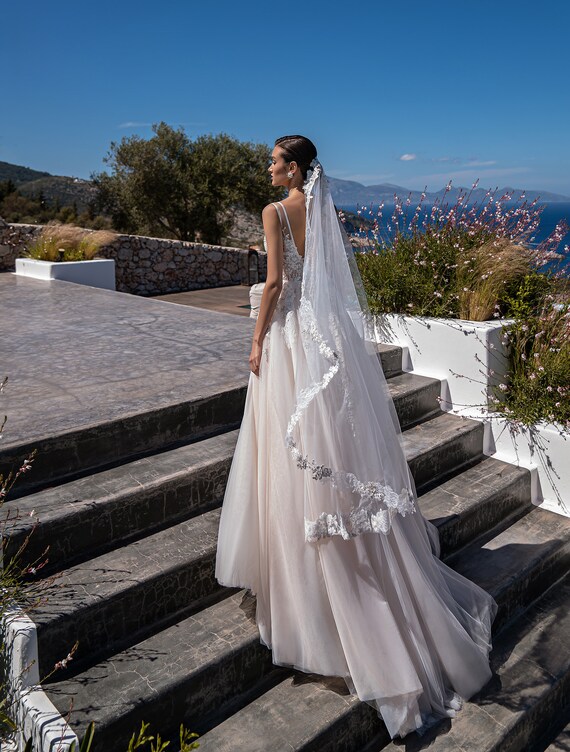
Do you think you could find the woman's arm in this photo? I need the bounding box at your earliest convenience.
[249,204,283,376]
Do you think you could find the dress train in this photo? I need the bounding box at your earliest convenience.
[215,202,496,738]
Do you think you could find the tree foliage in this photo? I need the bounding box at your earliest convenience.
[93,123,281,244]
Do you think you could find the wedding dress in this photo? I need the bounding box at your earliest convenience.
[215,163,496,739]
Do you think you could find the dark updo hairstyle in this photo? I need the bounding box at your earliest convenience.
[274,135,317,180]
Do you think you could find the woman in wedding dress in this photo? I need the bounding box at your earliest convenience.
[215,135,496,739]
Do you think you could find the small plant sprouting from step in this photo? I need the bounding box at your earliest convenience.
[22,720,200,751]
[127,721,200,752]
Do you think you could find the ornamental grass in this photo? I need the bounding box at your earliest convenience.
[25,225,117,262]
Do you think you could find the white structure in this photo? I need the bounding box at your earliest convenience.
[15,258,116,291]
[1,608,78,751]
[375,313,569,518]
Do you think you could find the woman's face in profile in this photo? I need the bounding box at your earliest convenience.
[269,148,289,188]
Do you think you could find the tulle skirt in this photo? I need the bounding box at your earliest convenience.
[215,313,496,739]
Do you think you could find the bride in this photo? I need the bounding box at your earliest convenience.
[215,135,496,739]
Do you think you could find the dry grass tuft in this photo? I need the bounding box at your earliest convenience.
[457,238,533,320]
[26,225,118,261]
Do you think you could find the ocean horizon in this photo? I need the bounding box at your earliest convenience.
[339,201,570,254]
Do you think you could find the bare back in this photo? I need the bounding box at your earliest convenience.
[279,196,306,257]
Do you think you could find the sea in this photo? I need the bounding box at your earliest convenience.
[338,201,570,267]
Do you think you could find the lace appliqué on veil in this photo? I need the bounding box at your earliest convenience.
[286,298,416,542]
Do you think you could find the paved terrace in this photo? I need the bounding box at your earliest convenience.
[0,274,254,449]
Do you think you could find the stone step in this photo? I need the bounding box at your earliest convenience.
[1,388,247,498]
[449,506,570,634]
[193,516,570,752]
[3,430,239,571]
[378,574,570,752]
[403,412,484,490]
[46,592,283,751]
[34,508,222,675]
[542,721,570,752]
[27,409,488,673]
[5,374,443,571]
[374,343,403,378]
[386,371,441,429]
[43,465,539,749]
[420,456,532,556]
[0,345,403,499]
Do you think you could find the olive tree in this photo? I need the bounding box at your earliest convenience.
[93,123,281,244]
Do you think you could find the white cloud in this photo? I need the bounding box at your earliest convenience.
[118,122,153,128]
[462,160,497,167]
[399,153,417,161]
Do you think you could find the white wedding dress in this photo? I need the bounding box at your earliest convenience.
[215,201,497,739]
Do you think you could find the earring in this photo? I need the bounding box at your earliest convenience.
[287,171,294,179]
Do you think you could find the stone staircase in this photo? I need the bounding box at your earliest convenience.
[4,343,569,752]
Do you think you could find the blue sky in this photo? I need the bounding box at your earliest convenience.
[2,0,569,195]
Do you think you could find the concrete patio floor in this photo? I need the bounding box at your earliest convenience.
[0,274,254,449]
[154,284,252,317]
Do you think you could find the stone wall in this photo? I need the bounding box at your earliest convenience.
[0,220,42,270]
[0,220,267,295]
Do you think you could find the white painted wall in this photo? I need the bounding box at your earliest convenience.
[374,313,569,517]
[15,258,116,291]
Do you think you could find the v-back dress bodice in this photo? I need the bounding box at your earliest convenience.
[271,201,304,322]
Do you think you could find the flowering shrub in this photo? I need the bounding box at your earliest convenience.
[349,182,569,321]
[491,280,570,429]
[346,181,570,427]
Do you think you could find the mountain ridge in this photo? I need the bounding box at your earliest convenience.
[1,160,569,210]
[326,176,570,207]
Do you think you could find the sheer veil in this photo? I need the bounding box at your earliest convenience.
[288,159,419,542]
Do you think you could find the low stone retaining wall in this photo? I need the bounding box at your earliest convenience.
[0,221,267,295]
[0,221,41,270]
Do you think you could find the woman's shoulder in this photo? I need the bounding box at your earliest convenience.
[262,202,281,227]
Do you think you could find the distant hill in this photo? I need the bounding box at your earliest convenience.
[327,176,570,208]
[2,159,568,221]
[0,160,52,184]
[0,161,97,212]
[17,176,97,213]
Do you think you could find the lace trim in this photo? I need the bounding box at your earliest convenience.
[304,160,322,202]
[304,490,413,542]
[285,298,339,441]
[285,298,416,541]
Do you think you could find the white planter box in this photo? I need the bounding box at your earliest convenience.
[374,312,569,517]
[482,416,570,518]
[15,258,115,291]
[1,606,78,751]
[374,313,510,416]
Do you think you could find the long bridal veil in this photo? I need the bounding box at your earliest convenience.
[288,160,420,541]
